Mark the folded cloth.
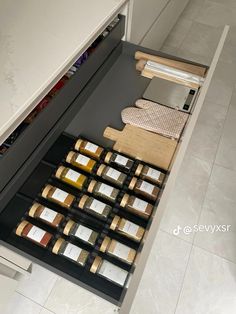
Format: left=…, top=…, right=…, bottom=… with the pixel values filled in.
left=121, top=99, right=188, bottom=140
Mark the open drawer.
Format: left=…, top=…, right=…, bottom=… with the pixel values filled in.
left=0, top=14, right=229, bottom=307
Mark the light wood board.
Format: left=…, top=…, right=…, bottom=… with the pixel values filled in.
left=135, top=51, right=207, bottom=77
left=103, top=125, right=177, bottom=170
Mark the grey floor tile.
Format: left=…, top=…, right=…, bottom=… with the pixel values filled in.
left=195, top=0, right=236, bottom=27
left=194, top=165, right=236, bottom=262
left=210, top=0, right=236, bottom=9
left=181, top=0, right=206, bottom=21
left=175, top=246, right=236, bottom=314
left=45, top=277, right=116, bottom=314
left=15, top=263, right=58, bottom=306
left=205, top=61, right=236, bottom=106
left=160, top=154, right=212, bottom=242
left=164, top=18, right=192, bottom=49
left=216, top=94, right=236, bottom=171
left=220, top=26, right=236, bottom=64
left=187, top=100, right=228, bottom=162
left=3, top=292, right=42, bottom=314
left=179, top=21, right=222, bottom=62
left=130, top=230, right=191, bottom=314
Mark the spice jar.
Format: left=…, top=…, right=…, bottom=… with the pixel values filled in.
left=105, top=152, right=133, bottom=172
left=120, top=194, right=153, bottom=219
left=100, top=236, right=136, bottom=264
left=55, top=166, right=87, bottom=190
left=135, top=164, right=165, bottom=185
left=28, top=203, right=64, bottom=228
left=42, top=185, right=75, bottom=209
left=75, top=139, right=103, bottom=159
left=52, top=238, right=89, bottom=266
left=15, top=220, right=53, bottom=248
left=110, top=215, right=144, bottom=242
left=90, top=256, right=128, bottom=287
left=88, top=180, right=119, bottom=203
left=96, top=165, right=127, bottom=187
left=78, top=195, right=111, bottom=219
left=66, top=151, right=96, bottom=173
left=128, top=177, right=159, bottom=201
left=63, top=220, right=98, bottom=246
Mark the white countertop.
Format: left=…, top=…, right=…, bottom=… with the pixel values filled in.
left=0, top=0, right=126, bottom=145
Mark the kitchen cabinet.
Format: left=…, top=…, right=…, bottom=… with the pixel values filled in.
left=0, top=0, right=229, bottom=311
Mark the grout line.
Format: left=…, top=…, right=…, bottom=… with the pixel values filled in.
left=15, top=291, right=44, bottom=308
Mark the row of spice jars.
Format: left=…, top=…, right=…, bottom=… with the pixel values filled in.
left=15, top=220, right=129, bottom=287
left=72, top=139, right=165, bottom=186
left=54, top=163, right=161, bottom=206
left=41, top=181, right=154, bottom=220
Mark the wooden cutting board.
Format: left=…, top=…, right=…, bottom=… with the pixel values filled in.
left=103, top=125, right=177, bottom=170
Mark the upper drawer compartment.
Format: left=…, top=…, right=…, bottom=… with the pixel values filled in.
left=0, top=15, right=125, bottom=193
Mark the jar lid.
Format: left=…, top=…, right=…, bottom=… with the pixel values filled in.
left=55, top=166, right=65, bottom=179
left=28, top=203, right=41, bottom=218
left=88, top=180, right=97, bottom=193
left=66, top=151, right=75, bottom=164
left=63, top=220, right=75, bottom=235
left=75, top=139, right=83, bottom=151
left=104, top=152, right=112, bottom=163
left=52, top=238, right=65, bottom=254
left=100, top=236, right=111, bottom=253
left=15, top=220, right=29, bottom=236
left=78, top=195, right=89, bottom=209
left=135, top=164, right=143, bottom=176
left=42, top=185, right=53, bottom=198
left=120, top=193, right=129, bottom=207
left=97, top=164, right=106, bottom=176
left=90, top=256, right=102, bottom=273
left=128, top=177, right=137, bottom=190
left=110, top=215, right=120, bottom=230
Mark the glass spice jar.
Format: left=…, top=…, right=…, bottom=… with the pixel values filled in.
left=96, top=164, right=127, bottom=187
left=78, top=195, right=111, bottom=219
left=52, top=238, right=89, bottom=266
left=110, top=215, right=144, bottom=242
left=66, top=151, right=96, bottom=173
left=90, top=256, right=128, bottom=287
left=105, top=152, right=134, bottom=172
left=15, top=220, right=53, bottom=248
left=100, top=236, right=136, bottom=264
left=41, top=185, right=75, bottom=209
left=135, top=164, right=165, bottom=186
left=55, top=166, right=87, bottom=190
left=74, top=139, right=103, bottom=159
left=28, top=203, right=64, bottom=228
left=88, top=180, right=119, bottom=203
left=128, top=177, right=160, bottom=201
left=63, top=219, right=98, bottom=246
left=120, top=193, right=153, bottom=219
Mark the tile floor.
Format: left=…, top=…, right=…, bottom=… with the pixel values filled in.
left=3, top=0, right=236, bottom=313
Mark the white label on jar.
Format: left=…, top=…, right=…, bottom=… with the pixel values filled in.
left=115, top=154, right=129, bottom=166
left=27, top=226, right=46, bottom=243
left=40, top=207, right=57, bottom=223
left=106, top=167, right=121, bottom=180
left=85, top=142, right=98, bottom=153
left=99, top=260, right=127, bottom=286
left=147, top=168, right=161, bottom=180
left=90, top=199, right=106, bottom=214
left=140, top=181, right=154, bottom=195
left=122, top=221, right=139, bottom=237
left=65, top=169, right=81, bottom=182
left=98, top=183, right=113, bottom=197
left=75, top=225, right=93, bottom=242
left=63, top=243, right=82, bottom=261
left=52, top=189, right=68, bottom=203
left=113, top=242, right=130, bottom=260
left=133, top=198, right=148, bottom=212
left=76, top=154, right=90, bottom=166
